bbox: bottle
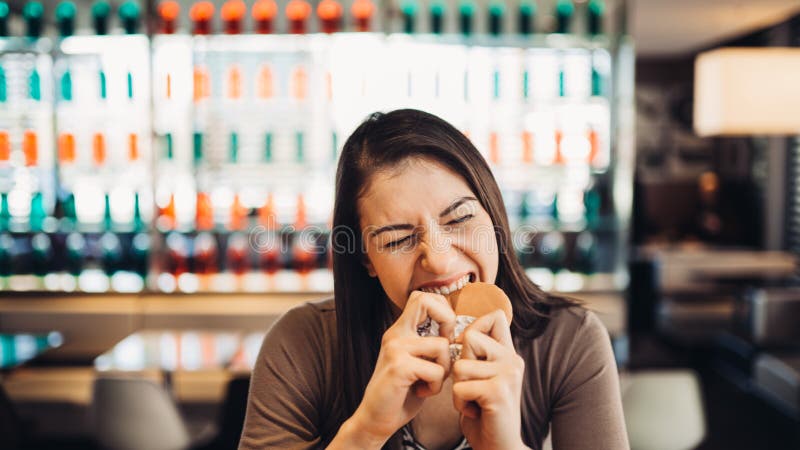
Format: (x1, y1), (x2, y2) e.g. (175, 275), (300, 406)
(190, 1), (214, 35)
(317, 0), (343, 34)
(257, 194), (282, 275)
(488, 1), (503, 36)
(158, 1), (180, 34)
(253, 0), (278, 34)
(165, 231), (189, 276)
(23, 1), (44, 40)
(518, 1), (535, 35)
(221, 0), (246, 34)
(587, 0), (604, 36)
(459, 0), (475, 36)
(291, 195), (316, 274)
(351, 0), (374, 32)
(193, 231), (218, 275)
(30, 233), (52, 277)
(131, 232), (149, 279)
(225, 232), (250, 275)
(65, 232), (85, 277)
(0, 2), (9, 38)
(286, 0), (312, 34)
(100, 232), (122, 276)
(401, 0), (418, 33)
(92, 1), (111, 35)
(555, 0), (573, 34)
(119, 1), (140, 35)
(56, 2), (76, 38)
(430, 0), (445, 34)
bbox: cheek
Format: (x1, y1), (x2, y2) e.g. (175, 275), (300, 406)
(458, 218), (499, 279)
(367, 248), (416, 296)
(460, 218), (497, 256)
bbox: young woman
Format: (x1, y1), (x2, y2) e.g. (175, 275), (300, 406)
(239, 109), (628, 450)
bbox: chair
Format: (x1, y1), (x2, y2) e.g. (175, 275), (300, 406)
(194, 375), (251, 450)
(90, 377), (191, 450)
(622, 369), (706, 450)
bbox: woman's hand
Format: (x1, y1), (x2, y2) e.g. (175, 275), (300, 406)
(452, 309), (528, 450)
(349, 291), (457, 447)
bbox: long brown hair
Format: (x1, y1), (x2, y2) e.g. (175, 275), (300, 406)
(330, 109), (578, 449)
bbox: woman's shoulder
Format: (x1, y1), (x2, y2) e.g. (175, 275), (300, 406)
(517, 304), (618, 406)
(278, 296), (336, 323)
(542, 304), (606, 340)
(266, 296), (337, 345)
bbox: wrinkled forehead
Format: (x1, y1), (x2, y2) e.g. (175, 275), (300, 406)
(357, 158), (474, 227)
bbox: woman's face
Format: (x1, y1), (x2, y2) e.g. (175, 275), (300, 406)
(358, 158), (499, 313)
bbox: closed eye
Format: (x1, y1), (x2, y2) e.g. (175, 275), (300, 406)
(385, 235), (414, 249)
(446, 214), (474, 225)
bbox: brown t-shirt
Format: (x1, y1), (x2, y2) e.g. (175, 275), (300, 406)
(239, 297), (629, 450)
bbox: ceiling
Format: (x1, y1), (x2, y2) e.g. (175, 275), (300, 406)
(633, 0), (800, 57)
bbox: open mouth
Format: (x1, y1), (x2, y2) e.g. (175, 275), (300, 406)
(417, 272), (476, 296)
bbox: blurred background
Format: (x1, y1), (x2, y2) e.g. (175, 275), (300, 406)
(0, 0), (798, 449)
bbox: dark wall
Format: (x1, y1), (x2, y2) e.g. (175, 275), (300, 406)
(630, 13), (800, 247)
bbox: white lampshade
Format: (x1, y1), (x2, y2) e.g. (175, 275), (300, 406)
(694, 47), (800, 137)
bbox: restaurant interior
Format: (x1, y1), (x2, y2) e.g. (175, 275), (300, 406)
(0, 0), (799, 448)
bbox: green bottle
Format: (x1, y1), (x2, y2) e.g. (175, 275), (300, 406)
(430, 0), (445, 34)
(29, 192), (46, 232)
(518, 1), (535, 35)
(23, 2), (44, 39)
(555, 0), (573, 34)
(131, 232), (149, 278)
(92, 1), (111, 35)
(65, 232), (85, 276)
(100, 232), (122, 275)
(30, 233), (52, 277)
(118, 1), (140, 34)
(61, 192), (77, 228)
(587, 0), (604, 36)
(0, 2), (9, 37)
(574, 231), (597, 274)
(401, 0), (418, 33)
(103, 193), (113, 231)
(0, 233), (12, 277)
(56, 1), (77, 37)
(132, 192), (144, 232)
(488, 1), (504, 36)
(459, 0), (475, 36)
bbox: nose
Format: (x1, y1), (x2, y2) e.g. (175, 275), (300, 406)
(418, 227), (456, 274)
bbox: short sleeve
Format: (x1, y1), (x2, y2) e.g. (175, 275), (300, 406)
(239, 305), (328, 450)
(549, 311), (629, 450)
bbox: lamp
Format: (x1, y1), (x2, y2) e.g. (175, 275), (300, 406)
(693, 47), (800, 137)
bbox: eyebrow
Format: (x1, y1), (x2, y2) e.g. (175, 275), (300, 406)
(368, 196), (478, 238)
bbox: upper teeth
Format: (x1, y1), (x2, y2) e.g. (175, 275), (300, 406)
(419, 274), (472, 295)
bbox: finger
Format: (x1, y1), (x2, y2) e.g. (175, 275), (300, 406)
(460, 328), (506, 362)
(405, 336), (451, 372)
(451, 358), (498, 382)
(400, 291), (456, 339)
(407, 357), (447, 398)
(452, 379), (488, 419)
(457, 309), (513, 348)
